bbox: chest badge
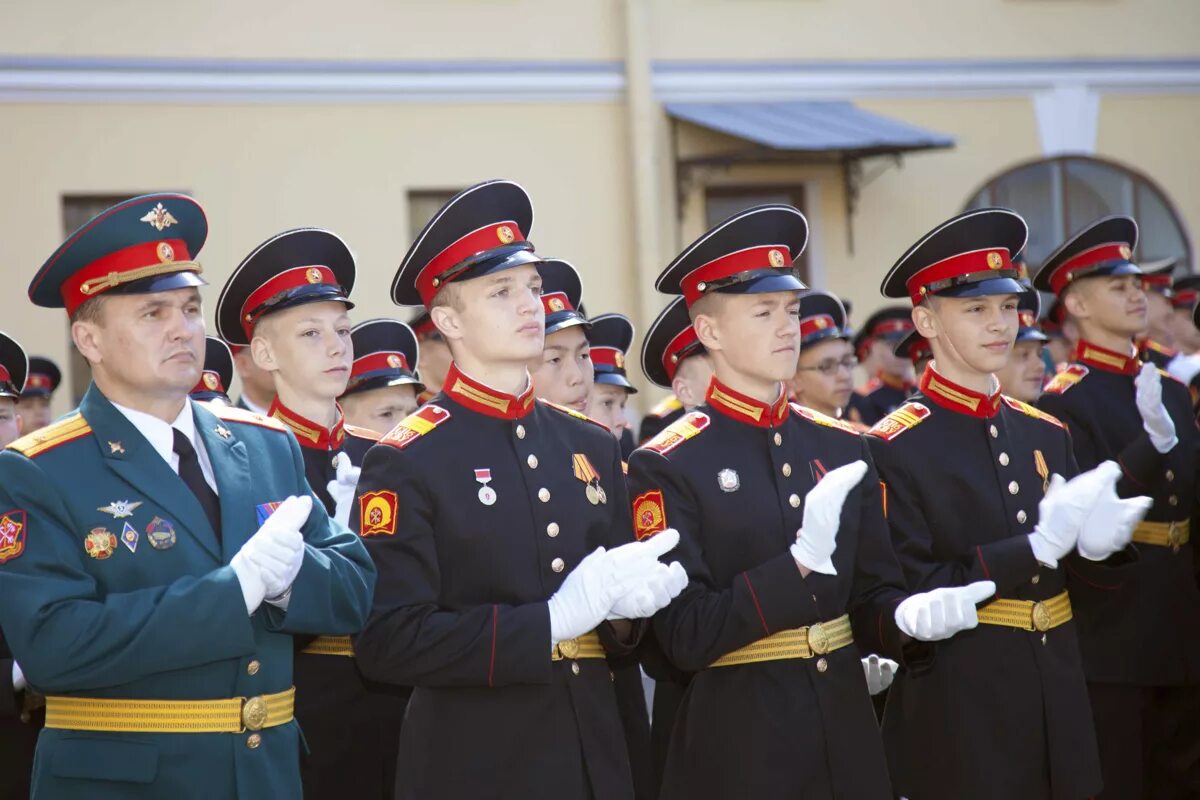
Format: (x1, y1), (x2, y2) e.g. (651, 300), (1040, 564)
(474, 468), (497, 506)
(146, 517), (177, 550)
(717, 469), (740, 493)
(215, 426), (232, 440)
(108, 441), (125, 455)
(120, 522), (140, 554)
(98, 499), (143, 519)
(85, 527), (118, 560)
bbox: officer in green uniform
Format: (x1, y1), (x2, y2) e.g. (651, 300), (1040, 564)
(0, 193), (376, 799)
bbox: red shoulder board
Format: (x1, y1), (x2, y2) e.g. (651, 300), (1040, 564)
(1001, 396), (1066, 429)
(641, 411), (710, 456)
(380, 404), (451, 450)
(1042, 364), (1088, 395)
(344, 423), (382, 443)
(790, 403), (860, 435)
(867, 402), (930, 442)
(539, 399), (609, 431)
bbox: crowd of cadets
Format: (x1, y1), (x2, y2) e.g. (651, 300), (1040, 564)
(0, 184), (1196, 800)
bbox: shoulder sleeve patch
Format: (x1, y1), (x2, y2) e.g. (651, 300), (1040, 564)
(1042, 364), (1088, 395)
(380, 404), (452, 450)
(539, 399), (609, 431)
(790, 403), (860, 435)
(6, 412), (92, 458)
(648, 395), (683, 418)
(211, 404), (288, 432)
(1001, 396), (1066, 429)
(632, 490), (668, 540)
(358, 491), (399, 537)
(641, 411), (710, 456)
(343, 423), (382, 443)
(866, 402), (930, 442)
(0, 510), (27, 563)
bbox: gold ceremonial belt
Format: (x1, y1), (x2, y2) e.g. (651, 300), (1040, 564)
(45, 687), (295, 734)
(302, 635), (355, 657)
(551, 631), (605, 661)
(709, 614), (854, 668)
(1132, 519), (1190, 551)
(977, 591), (1071, 633)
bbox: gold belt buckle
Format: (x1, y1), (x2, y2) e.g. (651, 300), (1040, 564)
(1031, 602), (1052, 633)
(557, 638), (580, 660)
(241, 696), (268, 731)
(807, 622), (830, 655)
(1169, 522), (1184, 553)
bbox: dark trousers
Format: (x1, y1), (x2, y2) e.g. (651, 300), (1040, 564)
(1089, 682), (1200, 799)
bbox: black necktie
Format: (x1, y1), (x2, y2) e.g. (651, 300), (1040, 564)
(173, 428), (222, 542)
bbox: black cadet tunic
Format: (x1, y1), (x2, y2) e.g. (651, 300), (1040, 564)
(630, 378), (912, 800)
(352, 365), (640, 800)
(847, 373), (912, 427)
(867, 364), (1103, 800)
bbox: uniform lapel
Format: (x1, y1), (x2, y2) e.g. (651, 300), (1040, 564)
(192, 401), (254, 560)
(79, 385), (222, 562)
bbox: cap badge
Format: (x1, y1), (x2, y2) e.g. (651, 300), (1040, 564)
(203, 372), (219, 390)
(306, 268), (323, 285)
(548, 297), (566, 312)
(615, 352), (625, 369)
(139, 203), (178, 232)
(496, 225), (515, 244)
(157, 241), (175, 263)
(1119, 245), (1133, 260)
(768, 249), (786, 268)
(387, 354), (403, 369)
(987, 251), (1003, 270)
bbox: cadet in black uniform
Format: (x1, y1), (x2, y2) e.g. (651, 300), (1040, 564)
(216, 228), (400, 800)
(633, 204), (994, 800)
(586, 313), (638, 444)
(340, 318), (424, 434)
(15, 355), (60, 434)
(847, 306), (916, 426)
(1033, 216), (1200, 799)
(190, 336), (234, 405)
(350, 179), (688, 800)
(993, 290), (1049, 403)
(867, 208), (1150, 800)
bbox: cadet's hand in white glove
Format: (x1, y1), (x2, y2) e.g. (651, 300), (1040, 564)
(1028, 465), (1110, 568)
(1135, 362), (1177, 453)
(1077, 463), (1152, 560)
(326, 452), (362, 528)
(862, 655), (897, 696)
(895, 581), (996, 641)
(790, 461), (868, 576)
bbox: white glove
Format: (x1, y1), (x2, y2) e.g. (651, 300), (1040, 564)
(1166, 352), (1200, 386)
(1135, 362), (1177, 453)
(231, 495), (311, 613)
(895, 581), (996, 641)
(12, 662), (26, 692)
(326, 452), (361, 528)
(790, 460), (868, 576)
(609, 562), (688, 620)
(1028, 468), (1103, 568)
(1077, 463), (1152, 561)
(862, 654), (897, 696)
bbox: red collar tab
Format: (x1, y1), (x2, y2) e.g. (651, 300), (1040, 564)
(680, 244), (793, 306)
(269, 399), (346, 450)
(541, 291), (574, 316)
(1139, 338), (1177, 359)
(1049, 243), (1133, 295)
(352, 351), (410, 379)
(706, 377), (790, 428)
(416, 221), (526, 306)
(1074, 340), (1139, 375)
(663, 325), (702, 382)
(241, 265), (341, 338)
(591, 346), (625, 370)
(443, 362), (535, 420)
(191, 370), (227, 396)
(25, 372), (52, 390)
(919, 363), (1001, 418)
(905, 247), (1016, 305)
(62, 238), (197, 315)
(800, 313), (838, 340)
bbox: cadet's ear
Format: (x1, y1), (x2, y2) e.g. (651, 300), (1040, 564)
(911, 302), (938, 339)
(1062, 286), (1087, 321)
(250, 334), (277, 372)
(693, 313), (722, 353)
(430, 304), (463, 344)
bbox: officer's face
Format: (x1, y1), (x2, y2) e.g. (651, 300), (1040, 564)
(917, 293), (1018, 376)
(16, 395), (51, 433)
(340, 384), (419, 434)
(995, 340), (1046, 403)
(789, 337), (855, 417)
(251, 301), (353, 402)
(73, 288), (206, 401)
(531, 326), (594, 411)
(586, 382), (629, 435)
(1064, 275), (1148, 338)
(0, 398), (21, 448)
(696, 292), (802, 386)
(438, 265), (545, 367)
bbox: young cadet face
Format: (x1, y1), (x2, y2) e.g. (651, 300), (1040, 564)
(788, 337), (855, 417)
(252, 301), (353, 402)
(434, 264), (545, 367)
(73, 287), (206, 402)
(531, 325), (593, 411)
(672, 352), (714, 409)
(16, 395), (51, 433)
(694, 291), (802, 387)
(1064, 275), (1148, 340)
(916, 293), (1018, 376)
(0, 398), (21, 448)
(233, 346), (276, 404)
(995, 340), (1047, 403)
(340, 384), (419, 434)
(587, 382), (629, 436)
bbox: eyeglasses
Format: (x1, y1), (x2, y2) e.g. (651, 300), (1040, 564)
(795, 355), (858, 376)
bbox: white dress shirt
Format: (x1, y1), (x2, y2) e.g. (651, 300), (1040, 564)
(110, 399), (219, 494)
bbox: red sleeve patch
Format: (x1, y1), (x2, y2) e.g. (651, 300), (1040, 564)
(0, 510), (27, 563)
(632, 490), (667, 541)
(358, 491), (398, 537)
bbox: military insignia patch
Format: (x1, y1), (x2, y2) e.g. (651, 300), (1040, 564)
(717, 469), (740, 492)
(146, 517), (177, 550)
(0, 510), (26, 563)
(1042, 364), (1088, 396)
(1002, 396), (1066, 429)
(381, 405), (451, 450)
(98, 499), (143, 519)
(359, 491), (399, 537)
(139, 202), (178, 231)
(867, 402), (931, 442)
(642, 411), (710, 456)
(121, 522), (140, 553)
(255, 502), (283, 526)
(85, 527), (118, 560)
(633, 490), (667, 540)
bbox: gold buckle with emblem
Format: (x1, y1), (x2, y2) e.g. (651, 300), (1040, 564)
(977, 591), (1072, 633)
(550, 631), (605, 661)
(240, 696), (269, 732)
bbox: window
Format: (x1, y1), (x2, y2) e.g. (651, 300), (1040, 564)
(965, 156), (1191, 269)
(408, 189), (461, 241)
(704, 185), (810, 284)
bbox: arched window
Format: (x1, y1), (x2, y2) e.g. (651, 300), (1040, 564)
(965, 155), (1192, 270)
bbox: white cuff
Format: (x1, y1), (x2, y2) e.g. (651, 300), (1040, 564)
(12, 662), (26, 692)
(265, 586), (292, 611)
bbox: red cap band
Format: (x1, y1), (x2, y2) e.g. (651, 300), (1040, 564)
(25, 373), (51, 390)
(800, 314), (838, 340)
(1049, 243), (1132, 294)
(681, 245), (792, 306)
(191, 370), (226, 396)
(62, 238), (193, 315)
(241, 265), (338, 338)
(905, 248), (1013, 305)
(416, 221), (525, 306)
(541, 291), (574, 316)
(663, 326), (701, 382)
(352, 351), (410, 378)
(591, 346), (624, 370)
(0, 366), (10, 383)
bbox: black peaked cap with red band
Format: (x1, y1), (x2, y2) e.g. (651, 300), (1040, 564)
(393, 179), (541, 308)
(641, 297), (704, 390)
(21, 356), (61, 398)
(343, 318), (424, 398)
(190, 336), (234, 403)
(882, 207), (1028, 304)
(540, 258), (589, 336)
(1016, 289), (1048, 344)
(893, 329), (932, 367)
(216, 228), (356, 346)
(798, 290), (848, 348)
(588, 313), (637, 393)
(1032, 215), (1139, 296)
(1173, 274), (1200, 313)
(852, 306), (914, 360)
(656, 204), (808, 304)
(0, 332), (29, 400)
(1139, 257), (1178, 296)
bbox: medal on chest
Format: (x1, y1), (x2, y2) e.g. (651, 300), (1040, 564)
(474, 468), (497, 506)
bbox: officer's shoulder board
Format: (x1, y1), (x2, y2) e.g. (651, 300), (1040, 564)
(210, 404), (288, 433)
(641, 410), (710, 456)
(344, 423), (382, 443)
(539, 399), (609, 431)
(6, 412), (92, 458)
(647, 395), (683, 419)
(1001, 396), (1066, 430)
(1042, 364), (1089, 396)
(380, 404), (452, 450)
(866, 401), (930, 442)
(790, 403), (860, 435)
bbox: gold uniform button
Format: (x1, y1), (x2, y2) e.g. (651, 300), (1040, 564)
(527, 454), (539, 469)
(516, 424), (526, 439)
(1008, 481), (1019, 495)
(989, 425), (999, 439)
(571, 662), (581, 676)
(246, 660), (261, 676)
(1166, 469), (1175, 482)
(789, 494), (801, 508)
(999, 453), (1010, 466)
(1017, 510), (1028, 523)
(551, 557), (565, 573)
(538, 488), (551, 503)
(816, 658), (828, 673)
(247, 733), (262, 749)
(774, 433), (783, 447)
(1169, 495), (1179, 506)
(1031, 575), (1040, 585)
(547, 522), (560, 538)
(782, 463), (792, 477)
